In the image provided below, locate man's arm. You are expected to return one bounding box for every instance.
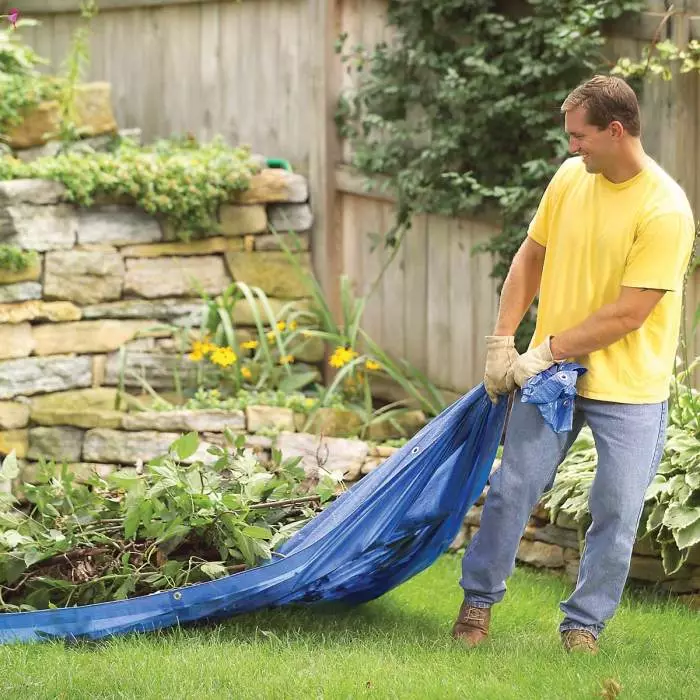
[492,237,546,335]
[549,286,666,360]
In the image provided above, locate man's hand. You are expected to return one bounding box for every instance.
[512,336,556,387]
[484,335,519,403]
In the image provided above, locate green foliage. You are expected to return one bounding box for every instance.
[0,136,257,237]
[172,388,346,415]
[274,230,447,424]
[192,278,323,395]
[54,0,99,142]
[613,39,700,83]
[337,0,644,349]
[0,431,340,612]
[0,244,37,272]
[0,18,61,139]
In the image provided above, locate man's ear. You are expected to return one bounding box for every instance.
[609,120,624,139]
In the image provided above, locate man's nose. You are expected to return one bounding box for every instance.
[568,137,579,154]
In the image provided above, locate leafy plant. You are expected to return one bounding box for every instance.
[0,136,257,237]
[0,244,37,272]
[336,0,644,349]
[53,0,99,143]
[0,17,61,139]
[613,39,700,83]
[0,430,340,612]
[191,280,322,396]
[274,229,446,429]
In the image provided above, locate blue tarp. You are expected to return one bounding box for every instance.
[0,363,582,644]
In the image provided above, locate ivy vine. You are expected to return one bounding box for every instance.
[336,0,645,349]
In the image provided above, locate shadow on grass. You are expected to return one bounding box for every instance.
[60,596,447,653]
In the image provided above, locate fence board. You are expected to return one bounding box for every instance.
[20,1,313,168]
[426,217,453,389]
[402,214,429,374]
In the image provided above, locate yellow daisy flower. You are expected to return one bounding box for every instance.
[188,349,204,362]
[188,339,215,361]
[241,340,259,350]
[266,331,276,343]
[329,346,358,369]
[279,354,295,365]
[241,367,253,380]
[276,321,287,332]
[289,320,298,330]
[365,359,381,371]
[210,346,237,367]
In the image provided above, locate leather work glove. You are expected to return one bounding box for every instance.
[512,336,556,388]
[484,335,519,404]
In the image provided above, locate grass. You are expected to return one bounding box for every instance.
[0,555,697,699]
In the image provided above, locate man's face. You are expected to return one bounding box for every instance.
[564,106,615,174]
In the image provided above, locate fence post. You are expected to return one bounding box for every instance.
[308,0,342,380]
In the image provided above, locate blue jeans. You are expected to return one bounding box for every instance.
[459,393,667,638]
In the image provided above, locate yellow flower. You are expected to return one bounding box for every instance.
[276,321,287,332]
[304,398,315,408]
[266,331,276,343]
[241,367,252,380]
[210,346,237,367]
[241,340,259,350]
[329,346,358,369]
[365,359,381,371]
[279,354,295,365]
[188,349,204,362]
[289,320,298,330]
[188,339,215,361]
[210,389,220,397]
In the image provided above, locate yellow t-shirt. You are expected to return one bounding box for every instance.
[528,155,695,404]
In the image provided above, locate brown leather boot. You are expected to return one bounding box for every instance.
[561,629,599,655]
[451,600,491,648]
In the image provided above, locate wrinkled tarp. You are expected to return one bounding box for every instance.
[0,363,583,644]
[521,363,587,433]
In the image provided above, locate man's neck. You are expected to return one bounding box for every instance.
[600,142,647,184]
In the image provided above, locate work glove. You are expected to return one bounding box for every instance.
[484,335,519,404]
[512,336,556,388]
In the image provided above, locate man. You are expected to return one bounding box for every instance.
[451,75,695,654]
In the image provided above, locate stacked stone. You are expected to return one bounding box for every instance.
[0,168,318,468]
[449,486,700,602]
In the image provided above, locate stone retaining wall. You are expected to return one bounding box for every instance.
[0,170,318,447]
[0,396,401,491]
[450,482,700,606]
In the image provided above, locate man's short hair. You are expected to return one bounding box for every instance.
[561,75,641,137]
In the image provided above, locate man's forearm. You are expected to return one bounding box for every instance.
[493,249,543,336]
[549,303,640,360]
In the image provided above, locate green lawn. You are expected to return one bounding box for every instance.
[0,555,697,699]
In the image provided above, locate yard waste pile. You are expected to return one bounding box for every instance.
[0,364,582,644]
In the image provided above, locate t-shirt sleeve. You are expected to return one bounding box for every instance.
[622,212,695,293]
[527,160,572,247]
[527,186,552,247]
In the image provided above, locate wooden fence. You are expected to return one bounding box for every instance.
[10,0,700,393]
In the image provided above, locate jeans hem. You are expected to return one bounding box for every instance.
[463,597,492,609]
[559,622,601,640]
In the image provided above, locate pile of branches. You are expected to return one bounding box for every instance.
[0,432,339,612]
